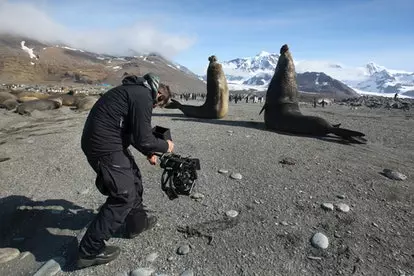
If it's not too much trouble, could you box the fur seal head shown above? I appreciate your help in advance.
[208,55,217,63]
[266,43,298,105]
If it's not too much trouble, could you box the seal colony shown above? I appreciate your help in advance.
[0,90,98,115]
[165,55,229,119]
[260,44,367,144]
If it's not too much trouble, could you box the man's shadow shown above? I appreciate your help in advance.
[0,195,96,272]
[154,114,355,145]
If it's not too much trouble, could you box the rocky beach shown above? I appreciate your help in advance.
[0,99,413,276]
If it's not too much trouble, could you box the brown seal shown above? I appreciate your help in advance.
[165,55,229,119]
[15,99,62,115]
[0,92,17,103]
[259,44,366,144]
[0,99,19,110]
[72,96,98,111]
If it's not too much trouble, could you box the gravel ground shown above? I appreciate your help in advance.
[0,100,413,276]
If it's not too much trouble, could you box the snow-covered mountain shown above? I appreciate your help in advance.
[211,51,414,98]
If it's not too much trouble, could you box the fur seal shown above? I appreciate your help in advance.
[15,91,49,100]
[0,99,19,110]
[0,92,17,103]
[17,96,40,103]
[15,99,62,115]
[260,44,366,144]
[48,93,79,106]
[72,96,98,111]
[165,55,229,119]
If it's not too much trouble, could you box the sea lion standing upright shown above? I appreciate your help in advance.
[260,44,366,144]
[165,55,229,119]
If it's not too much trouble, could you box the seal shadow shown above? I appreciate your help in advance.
[152,112,188,118]
[170,117,354,145]
[0,195,95,272]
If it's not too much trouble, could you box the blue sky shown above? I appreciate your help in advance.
[1,0,413,74]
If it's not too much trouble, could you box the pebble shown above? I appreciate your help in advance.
[335,203,350,213]
[307,256,322,260]
[145,252,158,262]
[33,258,64,276]
[78,188,89,195]
[311,232,329,249]
[279,157,296,165]
[218,169,228,174]
[321,203,334,211]
[382,169,407,181]
[336,194,346,199]
[225,210,239,218]
[0,247,20,263]
[130,268,155,276]
[281,221,289,226]
[190,192,205,200]
[372,222,379,228]
[167,256,174,261]
[177,244,191,255]
[230,173,242,180]
[180,269,194,276]
[334,232,341,238]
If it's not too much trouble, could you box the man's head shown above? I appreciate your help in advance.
[155,83,172,108]
[143,72,171,108]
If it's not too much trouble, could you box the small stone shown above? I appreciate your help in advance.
[227,130,233,133]
[336,195,346,199]
[225,210,239,218]
[307,256,322,260]
[190,192,205,200]
[218,169,228,174]
[254,199,260,204]
[0,248,20,263]
[311,232,329,249]
[230,172,242,180]
[79,189,89,195]
[279,157,296,165]
[177,244,191,255]
[335,203,350,213]
[145,252,158,262]
[281,221,289,226]
[167,256,174,261]
[382,169,407,181]
[33,258,64,276]
[130,268,155,276]
[180,269,194,276]
[27,139,34,144]
[372,222,379,228]
[321,203,334,211]
[334,232,341,238]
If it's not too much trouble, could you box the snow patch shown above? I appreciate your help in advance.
[21,41,38,59]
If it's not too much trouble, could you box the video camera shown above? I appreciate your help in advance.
[152,126,201,200]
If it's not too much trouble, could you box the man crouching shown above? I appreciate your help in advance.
[77,73,174,269]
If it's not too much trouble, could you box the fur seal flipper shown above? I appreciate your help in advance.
[262,44,367,144]
[165,55,229,119]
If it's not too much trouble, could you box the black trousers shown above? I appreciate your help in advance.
[79,149,148,255]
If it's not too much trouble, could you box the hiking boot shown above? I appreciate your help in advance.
[125,215,158,239]
[76,245,120,269]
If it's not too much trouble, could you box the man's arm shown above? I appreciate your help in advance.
[129,93,169,156]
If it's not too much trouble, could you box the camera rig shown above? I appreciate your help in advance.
[152,126,201,200]
[154,152,201,200]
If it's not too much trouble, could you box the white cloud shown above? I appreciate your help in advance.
[0,1,196,58]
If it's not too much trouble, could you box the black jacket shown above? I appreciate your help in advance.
[81,75,168,157]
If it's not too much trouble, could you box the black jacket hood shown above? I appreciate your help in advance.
[122,75,147,86]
